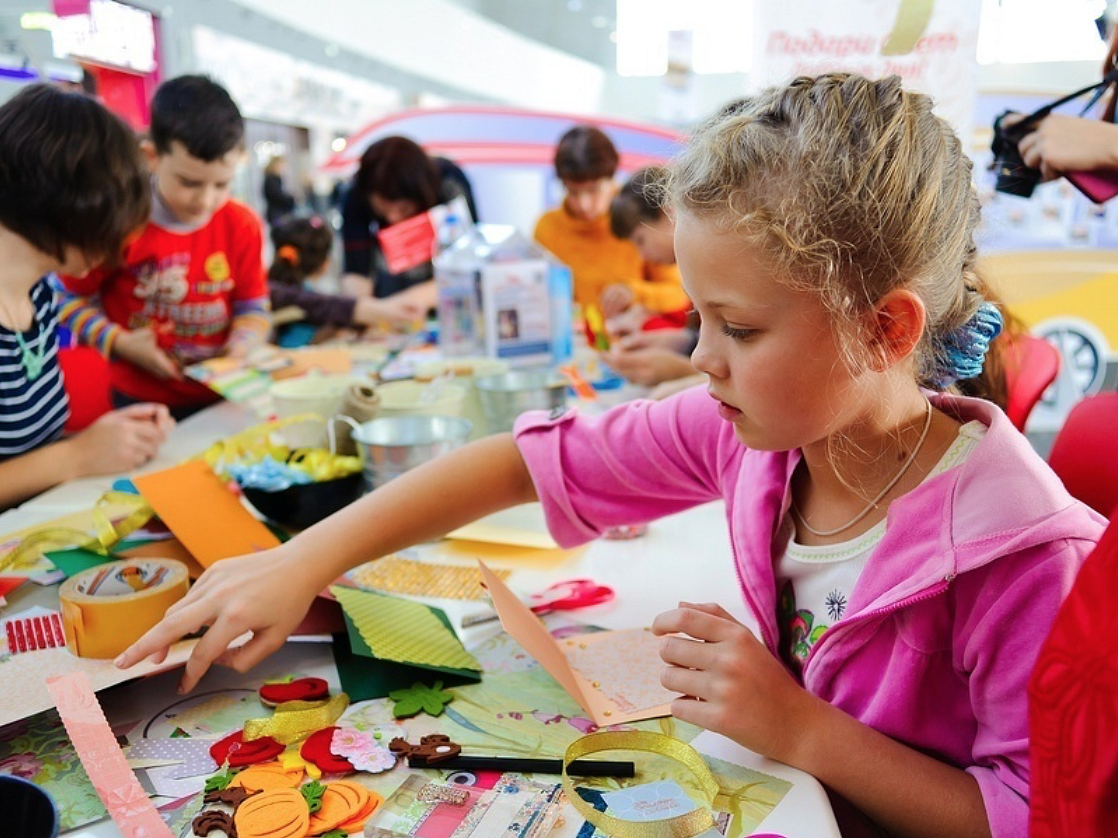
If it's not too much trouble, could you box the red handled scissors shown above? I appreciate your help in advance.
[463,578,615,626]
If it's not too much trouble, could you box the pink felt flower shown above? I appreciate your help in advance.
[346,745,396,774]
[330,727,375,758]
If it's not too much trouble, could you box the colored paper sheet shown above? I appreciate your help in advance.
[477,560,672,726]
[126,738,217,779]
[447,503,560,550]
[331,628,479,703]
[133,461,280,568]
[46,671,173,837]
[331,586,479,672]
[277,347,354,377]
[44,546,115,578]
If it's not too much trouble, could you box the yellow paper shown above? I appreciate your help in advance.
[446,503,559,549]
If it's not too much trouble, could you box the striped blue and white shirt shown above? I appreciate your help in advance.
[0,277,69,459]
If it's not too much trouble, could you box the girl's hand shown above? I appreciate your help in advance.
[653,602,813,764]
[113,327,183,380]
[116,544,320,693]
[69,403,174,476]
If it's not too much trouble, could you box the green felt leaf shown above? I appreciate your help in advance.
[389,681,454,719]
[203,767,235,792]
[301,780,325,814]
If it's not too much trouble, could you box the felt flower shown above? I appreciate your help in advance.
[346,745,397,774]
[330,727,375,757]
[387,681,454,719]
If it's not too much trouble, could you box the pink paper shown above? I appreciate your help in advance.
[46,671,173,838]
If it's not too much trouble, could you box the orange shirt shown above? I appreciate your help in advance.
[533,208,687,313]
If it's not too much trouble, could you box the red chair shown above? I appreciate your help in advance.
[1002,333,1060,433]
[1047,392,1118,518]
[57,346,112,432]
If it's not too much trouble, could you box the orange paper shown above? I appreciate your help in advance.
[477,560,673,725]
[274,347,353,379]
[133,461,280,568]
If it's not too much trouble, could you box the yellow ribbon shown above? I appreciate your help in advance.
[242,693,349,745]
[201,415,361,482]
[0,491,154,575]
[562,731,721,838]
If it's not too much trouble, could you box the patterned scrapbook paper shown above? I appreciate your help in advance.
[331,586,480,671]
[349,555,509,600]
[565,627,676,714]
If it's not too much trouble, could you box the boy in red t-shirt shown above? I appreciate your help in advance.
[59,75,270,417]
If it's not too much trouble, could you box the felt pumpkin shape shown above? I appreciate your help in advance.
[306,780,372,835]
[234,787,310,838]
[334,789,384,834]
[230,761,305,793]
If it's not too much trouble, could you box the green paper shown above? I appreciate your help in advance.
[44,547,114,578]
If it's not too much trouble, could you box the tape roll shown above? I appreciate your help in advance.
[58,559,189,659]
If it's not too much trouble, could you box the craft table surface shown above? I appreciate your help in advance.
[1,398,840,838]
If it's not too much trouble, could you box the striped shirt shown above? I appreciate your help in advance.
[0,277,69,459]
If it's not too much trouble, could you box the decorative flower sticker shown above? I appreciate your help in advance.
[330,727,375,757]
[347,746,397,774]
[387,681,455,719]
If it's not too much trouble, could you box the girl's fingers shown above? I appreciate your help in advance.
[658,634,717,671]
[677,601,736,620]
[660,664,708,700]
[651,605,739,641]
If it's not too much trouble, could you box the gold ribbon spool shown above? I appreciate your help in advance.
[58,558,189,659]
[562,731,721,838]
[0,491,155,575]
[243,692,349,745]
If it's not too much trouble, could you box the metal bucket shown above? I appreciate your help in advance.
[347,415,473,491]
[472,370,568,434]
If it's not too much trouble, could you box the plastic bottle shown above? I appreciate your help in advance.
[434,224,572,366]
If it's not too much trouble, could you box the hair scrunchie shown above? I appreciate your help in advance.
[277,245,300,264]
[929,301,1004,389]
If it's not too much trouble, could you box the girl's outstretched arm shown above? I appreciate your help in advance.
[117,432,537,692]
[654,603,992,838]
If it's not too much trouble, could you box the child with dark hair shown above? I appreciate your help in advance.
[339,135,477,318]
[58,74,270,418]
[0,84,172,508]
[269,217,422,340]
[534,126,686,315]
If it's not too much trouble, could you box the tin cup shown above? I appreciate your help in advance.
[473,370,568,434]
[0,775,59,838]
[348,415,473,492]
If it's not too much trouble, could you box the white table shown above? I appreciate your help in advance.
[1,400,839,838]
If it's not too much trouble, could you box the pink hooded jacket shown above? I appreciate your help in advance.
[514,387,1106,838]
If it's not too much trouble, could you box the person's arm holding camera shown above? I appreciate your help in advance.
[1017,115,1118,181]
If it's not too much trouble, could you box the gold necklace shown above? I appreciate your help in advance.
[792,399,934,538]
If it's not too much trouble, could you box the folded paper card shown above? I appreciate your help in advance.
[477,560,674,726]
[133,461,281,568]
[331,586,481,700]
[447,503,559,550]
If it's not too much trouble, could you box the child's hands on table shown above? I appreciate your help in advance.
[69,403,174,475]
[653,601,817,766]
[113,327,183,380]
[116,544,322,693]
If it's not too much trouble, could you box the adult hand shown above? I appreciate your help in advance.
[356,296,427,328]
[603,346,695,387]
[653,602,815,765]
[1015,114,1118,180]
[116,544,321,693]
[69,403,175,476]
[599,283,635,319]
[113,328,182,380]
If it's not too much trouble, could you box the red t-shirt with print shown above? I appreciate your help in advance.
[62,200,265,408]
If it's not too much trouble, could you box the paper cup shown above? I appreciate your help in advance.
[373,380,468,421]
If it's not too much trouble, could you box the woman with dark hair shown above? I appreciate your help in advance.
[339,136,477,311]
[262,155,297,228]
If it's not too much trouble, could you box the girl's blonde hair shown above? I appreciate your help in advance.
[668,73,988,388]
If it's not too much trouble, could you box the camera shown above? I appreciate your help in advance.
[991,110,1042,198]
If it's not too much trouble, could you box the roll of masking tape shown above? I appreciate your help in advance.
[58,559,189,659]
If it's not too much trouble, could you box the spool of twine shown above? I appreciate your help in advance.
[336,382,380,455]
